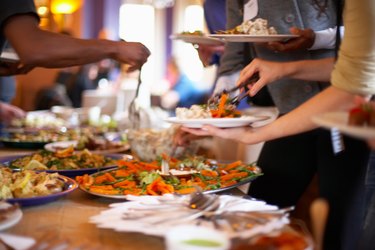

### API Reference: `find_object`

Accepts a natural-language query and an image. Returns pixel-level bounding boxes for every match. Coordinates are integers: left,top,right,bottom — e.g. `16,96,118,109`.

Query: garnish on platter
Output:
76,155,262,197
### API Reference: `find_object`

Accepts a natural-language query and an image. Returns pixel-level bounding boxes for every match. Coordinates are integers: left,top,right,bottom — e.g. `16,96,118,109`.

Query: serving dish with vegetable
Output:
1,148,120,177
76,155,262,198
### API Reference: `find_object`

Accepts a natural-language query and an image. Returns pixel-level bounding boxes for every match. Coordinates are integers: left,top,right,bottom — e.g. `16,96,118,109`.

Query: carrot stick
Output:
224,160,243,171
175,187,197,195
220,172,248,181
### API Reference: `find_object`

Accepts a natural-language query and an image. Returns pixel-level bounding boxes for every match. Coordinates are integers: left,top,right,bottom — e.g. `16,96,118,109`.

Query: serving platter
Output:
0,153,123,178
208,34,299,43
5,176,78,207
165,115,270,128
79,174,261,200
77,157,262,199
312,112,375,139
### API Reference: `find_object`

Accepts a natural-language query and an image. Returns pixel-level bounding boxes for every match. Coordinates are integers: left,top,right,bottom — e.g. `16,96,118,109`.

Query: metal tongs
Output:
208,72,260,106
128,68,142,129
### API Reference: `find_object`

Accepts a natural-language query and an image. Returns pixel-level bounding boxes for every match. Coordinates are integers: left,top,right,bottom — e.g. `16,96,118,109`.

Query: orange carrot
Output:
217,93,228,117
175,187,197,195
200,169,219,177
220,172,248,181
224,160,243,171
113,179,136,188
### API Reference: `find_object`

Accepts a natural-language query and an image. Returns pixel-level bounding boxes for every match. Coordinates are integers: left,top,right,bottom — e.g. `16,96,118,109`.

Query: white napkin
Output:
0,233,35,250
89,194,288,238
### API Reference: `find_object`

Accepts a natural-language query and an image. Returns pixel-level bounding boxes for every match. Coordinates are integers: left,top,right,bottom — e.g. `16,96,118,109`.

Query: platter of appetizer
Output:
76,155,262,199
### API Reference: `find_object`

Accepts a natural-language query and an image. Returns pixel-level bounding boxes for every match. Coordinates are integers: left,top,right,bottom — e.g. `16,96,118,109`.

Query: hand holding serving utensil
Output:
208,72,260,108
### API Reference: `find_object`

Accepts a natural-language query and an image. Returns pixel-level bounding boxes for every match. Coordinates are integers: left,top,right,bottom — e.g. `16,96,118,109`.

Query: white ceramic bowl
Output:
165,225,230,250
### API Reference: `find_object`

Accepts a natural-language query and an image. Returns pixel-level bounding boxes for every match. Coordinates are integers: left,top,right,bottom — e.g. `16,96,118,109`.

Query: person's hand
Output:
180,125,256,144
236,58,286,96
0,61,34,76
195,44,225,67
173,127,201,146
266,27,315,52
0,102,26,124
115,41,151,72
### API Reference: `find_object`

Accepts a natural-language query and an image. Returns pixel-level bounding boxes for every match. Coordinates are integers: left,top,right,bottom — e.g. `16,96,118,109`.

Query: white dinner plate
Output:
208,34,299,43
44,140,78,152
312,112,375,139
0,50,19,63
170,34,224,45
0,202,23,231
165,115,270,128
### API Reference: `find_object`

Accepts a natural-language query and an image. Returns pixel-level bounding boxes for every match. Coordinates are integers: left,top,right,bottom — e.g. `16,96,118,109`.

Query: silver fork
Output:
128,68,142,129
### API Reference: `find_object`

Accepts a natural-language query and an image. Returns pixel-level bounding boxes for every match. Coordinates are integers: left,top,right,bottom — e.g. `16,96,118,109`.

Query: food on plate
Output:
348,103,375,126
127,126,199,162
76,134,127,151
76,155,262,196
47,134,127,153
216,18,277,35
180,30,204,36
10,112,67,129
0,129,81,143
0,168,65,199
176,94,241,119
7,148,117,171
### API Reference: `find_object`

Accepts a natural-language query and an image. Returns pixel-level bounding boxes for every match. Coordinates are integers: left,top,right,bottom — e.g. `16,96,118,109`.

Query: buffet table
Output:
0,148,247,249
0,145,313,250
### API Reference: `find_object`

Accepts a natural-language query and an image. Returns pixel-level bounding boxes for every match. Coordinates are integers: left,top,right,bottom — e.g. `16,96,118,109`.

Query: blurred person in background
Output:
161,57,207,115
195,0,226,68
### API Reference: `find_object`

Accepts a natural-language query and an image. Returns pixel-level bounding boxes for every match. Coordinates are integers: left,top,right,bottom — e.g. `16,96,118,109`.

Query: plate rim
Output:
4,175,78,206
208,34,299,42
170,34,225,45
164,115,270,128
312,111,375,139
0,202,23,231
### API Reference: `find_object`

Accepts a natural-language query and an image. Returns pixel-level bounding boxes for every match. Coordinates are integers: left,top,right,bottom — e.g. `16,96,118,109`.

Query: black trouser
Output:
248,129,369,250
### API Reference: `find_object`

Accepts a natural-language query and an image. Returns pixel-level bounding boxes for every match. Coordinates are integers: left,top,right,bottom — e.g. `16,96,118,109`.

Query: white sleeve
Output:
309,26,345,50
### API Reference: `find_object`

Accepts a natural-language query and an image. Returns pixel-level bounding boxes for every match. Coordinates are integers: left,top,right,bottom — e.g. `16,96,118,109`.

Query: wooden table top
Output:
5,189,168,250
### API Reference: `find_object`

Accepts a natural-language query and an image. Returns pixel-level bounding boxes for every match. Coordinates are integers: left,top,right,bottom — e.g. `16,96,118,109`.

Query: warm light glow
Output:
184,5,204,32
51,0,82,14
37,6,49,16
